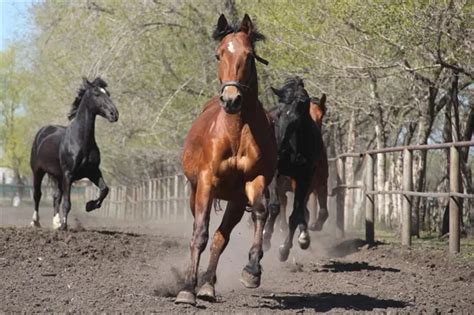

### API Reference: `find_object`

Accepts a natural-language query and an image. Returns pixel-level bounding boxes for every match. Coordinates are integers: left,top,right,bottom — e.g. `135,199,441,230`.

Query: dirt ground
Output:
1,205,473,313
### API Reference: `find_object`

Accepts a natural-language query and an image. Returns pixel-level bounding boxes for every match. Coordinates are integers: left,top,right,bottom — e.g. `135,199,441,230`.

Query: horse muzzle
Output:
106,110,119,122
220,81,243,114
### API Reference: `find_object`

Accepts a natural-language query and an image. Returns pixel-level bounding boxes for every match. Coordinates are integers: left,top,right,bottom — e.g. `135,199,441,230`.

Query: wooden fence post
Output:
449,146,460,253
336,156,345,238
174,175,179,221
184,178,189,222
365,154,374,244
402,148,412,246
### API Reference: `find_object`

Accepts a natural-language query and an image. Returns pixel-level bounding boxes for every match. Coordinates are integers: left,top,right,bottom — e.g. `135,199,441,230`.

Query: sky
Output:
0,0,40,51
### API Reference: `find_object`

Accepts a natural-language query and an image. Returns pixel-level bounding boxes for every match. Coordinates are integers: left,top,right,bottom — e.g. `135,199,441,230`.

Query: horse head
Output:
310,94,327,129
271,76,311,166
82,77,119,122
212,14,268,114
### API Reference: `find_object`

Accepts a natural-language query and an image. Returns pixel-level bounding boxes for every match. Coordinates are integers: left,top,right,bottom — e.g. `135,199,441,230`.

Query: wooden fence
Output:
84,140,473,253
330,140,474,254
86,174,190,222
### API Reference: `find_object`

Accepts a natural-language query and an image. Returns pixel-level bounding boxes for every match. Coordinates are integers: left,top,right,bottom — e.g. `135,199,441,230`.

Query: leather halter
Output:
219,54,268,94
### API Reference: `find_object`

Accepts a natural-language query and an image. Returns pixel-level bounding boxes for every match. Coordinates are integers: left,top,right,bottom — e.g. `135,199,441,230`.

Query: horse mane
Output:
212,19,265,46
273,76,309,106
68,77,108,120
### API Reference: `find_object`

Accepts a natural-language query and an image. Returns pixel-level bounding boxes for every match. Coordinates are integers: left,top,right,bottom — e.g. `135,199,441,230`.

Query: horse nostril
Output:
234,94,242,107
219,95,225,104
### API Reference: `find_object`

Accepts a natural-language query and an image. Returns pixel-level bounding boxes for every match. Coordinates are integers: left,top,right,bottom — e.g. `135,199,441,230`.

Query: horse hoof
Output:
175,290,196,305
299,237,310,250
298,231,310,250
240,268,261,288
85,201,97,212
262,237,271,252
197,282,216,302
278,245,290,262
30,221,41,228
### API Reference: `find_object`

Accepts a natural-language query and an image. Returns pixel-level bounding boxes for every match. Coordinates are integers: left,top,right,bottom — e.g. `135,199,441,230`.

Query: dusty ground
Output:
1,205,473,313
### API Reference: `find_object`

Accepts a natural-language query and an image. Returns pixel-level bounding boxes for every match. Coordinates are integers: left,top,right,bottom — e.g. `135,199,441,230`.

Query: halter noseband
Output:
220,80,248,93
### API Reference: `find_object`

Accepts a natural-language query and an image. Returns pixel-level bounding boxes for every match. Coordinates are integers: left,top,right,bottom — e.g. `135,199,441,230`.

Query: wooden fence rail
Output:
86,174,190,222
84,140,472,254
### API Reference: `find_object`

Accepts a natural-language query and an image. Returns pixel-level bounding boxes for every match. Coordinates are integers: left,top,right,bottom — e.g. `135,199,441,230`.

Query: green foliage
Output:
0,46,31,180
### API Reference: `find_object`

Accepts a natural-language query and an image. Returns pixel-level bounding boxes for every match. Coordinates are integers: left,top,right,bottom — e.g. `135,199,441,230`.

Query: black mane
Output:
212,20,265,46
273,76,309,106
68,77,108,120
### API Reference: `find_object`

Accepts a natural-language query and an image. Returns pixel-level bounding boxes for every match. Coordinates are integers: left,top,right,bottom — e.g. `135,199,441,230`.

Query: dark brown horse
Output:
30,78,118,230
263,78,328,260
176,14,277,305
268,95,329,235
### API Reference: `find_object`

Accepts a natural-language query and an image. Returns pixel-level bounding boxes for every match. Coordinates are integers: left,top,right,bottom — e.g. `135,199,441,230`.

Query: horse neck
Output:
70,95,97,148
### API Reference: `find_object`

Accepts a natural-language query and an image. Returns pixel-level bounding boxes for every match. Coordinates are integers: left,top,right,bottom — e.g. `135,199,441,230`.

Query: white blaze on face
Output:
52,213,61,230
99,87,106,94
227,41,235,54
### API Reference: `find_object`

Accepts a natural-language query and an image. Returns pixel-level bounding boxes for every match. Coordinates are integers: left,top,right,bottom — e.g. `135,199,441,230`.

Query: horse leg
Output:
85,169,109,212
59,175,72,230
310,180,329,231
241,175,267,288
30,169,45,228
176,178,212,305
263,175,279,251
51,178,63,230
279,190,289,232
198,200,245,301
279,177,311,261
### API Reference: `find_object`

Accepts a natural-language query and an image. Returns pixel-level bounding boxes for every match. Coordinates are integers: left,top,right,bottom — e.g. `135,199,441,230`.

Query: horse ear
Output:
240,14,253,35
217,14,229,33
320,93,327,114
82,77,92,87
271,87,281,97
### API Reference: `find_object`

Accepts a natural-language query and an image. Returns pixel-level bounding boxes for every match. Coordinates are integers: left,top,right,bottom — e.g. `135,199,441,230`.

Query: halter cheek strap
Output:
219,54,269,94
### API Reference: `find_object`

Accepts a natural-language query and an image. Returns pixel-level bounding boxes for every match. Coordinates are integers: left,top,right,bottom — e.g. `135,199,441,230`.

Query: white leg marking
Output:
298,230,309,242
52,213,61,230
30,211,41,227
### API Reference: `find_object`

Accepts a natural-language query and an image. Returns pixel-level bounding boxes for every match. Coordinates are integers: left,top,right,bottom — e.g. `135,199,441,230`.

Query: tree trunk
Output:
344,110,355,230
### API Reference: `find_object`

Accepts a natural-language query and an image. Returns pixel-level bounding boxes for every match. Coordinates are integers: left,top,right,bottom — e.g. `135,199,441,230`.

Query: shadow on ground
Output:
316,261,400,273
325,238,384,257
256,292,408,312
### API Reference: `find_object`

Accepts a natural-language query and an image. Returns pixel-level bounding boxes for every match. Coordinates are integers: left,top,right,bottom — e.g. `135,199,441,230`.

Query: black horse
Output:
30,77,118,230
264,77,322,261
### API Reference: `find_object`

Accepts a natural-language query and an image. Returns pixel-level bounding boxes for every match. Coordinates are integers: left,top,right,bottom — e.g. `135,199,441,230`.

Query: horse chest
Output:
217,130,262,177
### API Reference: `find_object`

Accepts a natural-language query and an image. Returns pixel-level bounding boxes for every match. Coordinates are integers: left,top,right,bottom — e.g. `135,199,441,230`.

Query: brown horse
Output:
263,94,328,252
176,14,277,305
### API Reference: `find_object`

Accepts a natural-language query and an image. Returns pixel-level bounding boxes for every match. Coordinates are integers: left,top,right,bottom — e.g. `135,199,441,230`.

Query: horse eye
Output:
215,54,220,61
